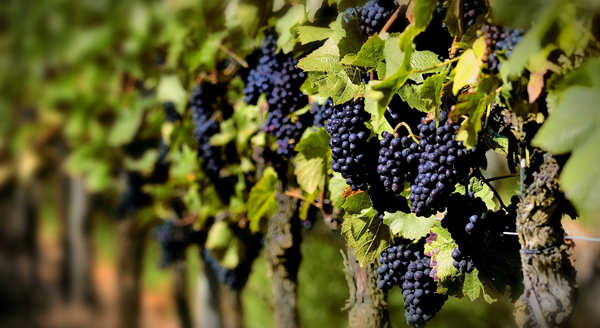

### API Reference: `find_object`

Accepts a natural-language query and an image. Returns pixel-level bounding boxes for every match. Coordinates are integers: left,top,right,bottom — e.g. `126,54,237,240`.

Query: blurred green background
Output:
1,0,600,328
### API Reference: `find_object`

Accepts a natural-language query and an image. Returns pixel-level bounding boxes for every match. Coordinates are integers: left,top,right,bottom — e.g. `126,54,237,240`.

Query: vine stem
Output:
475,170,508,210
215,42,249,68
412,57,460,74
379,0,411,35
284,190,318,207
393,122,420,142
485,174,519,182
285,189,336,228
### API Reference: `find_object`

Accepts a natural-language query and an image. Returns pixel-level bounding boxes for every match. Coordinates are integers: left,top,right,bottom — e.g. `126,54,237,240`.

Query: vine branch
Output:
412,57,460,74
215,42,249,68
475,170,508,210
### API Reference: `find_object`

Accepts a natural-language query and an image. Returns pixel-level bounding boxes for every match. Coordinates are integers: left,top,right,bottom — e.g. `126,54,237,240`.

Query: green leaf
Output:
532,86,600,154
560,134,600,217
348,33,385,67
424,225,458,282
248,167,279,232
383,211,436,241
498,0,566,80
338,11,368,58
206,221,242,269
382,35,403,80
399,84,428,112
409,50,443,83
341,209,392,266
454,77,498,148
157,75,187,112
419,71,447,115
364,83,391,135
329,172,346,209
489,0,552,29
205,221,234,250
531,79,600,216
293,128,331,194
462,269,496,303
296,26,334,45
276,4,306,53
443,0,459,37
454,176,496,211
342,191,371,215
376,61,386,79
124,149,159,175
371,33,413,109
306,0,324,22
298,29,364,104
238,0,273,38
108,97,151,147
412,0,436,30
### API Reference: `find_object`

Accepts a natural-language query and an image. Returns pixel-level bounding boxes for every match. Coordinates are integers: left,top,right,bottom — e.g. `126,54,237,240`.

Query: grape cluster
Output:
376,238,448,327
200,232,263,290
402,253,448,327
115,171,152,220
442,193,520,274
162,101,182,123
408,112,481,216
243,32,278,105
462,0,484,28
435,1,483,29
310,99,334,128
442,193,487,242
480,24,525,73
153,220,194,268
264,111,313,157
345,0,398,37
374,109,483,217
243,31,310,157
190,84,226,177
377,131,417,194
325,99,377,191
451,246,474,273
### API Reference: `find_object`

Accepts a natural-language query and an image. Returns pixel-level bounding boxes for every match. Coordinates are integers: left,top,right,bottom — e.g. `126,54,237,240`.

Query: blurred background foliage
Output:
1,0,599,328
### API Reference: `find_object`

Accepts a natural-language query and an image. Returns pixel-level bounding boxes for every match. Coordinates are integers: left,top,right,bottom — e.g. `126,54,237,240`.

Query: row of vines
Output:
3,0,600,327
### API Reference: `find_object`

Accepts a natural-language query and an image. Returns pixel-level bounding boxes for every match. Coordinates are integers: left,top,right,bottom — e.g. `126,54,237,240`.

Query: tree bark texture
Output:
264,192,302,328
342,247,390,328
0,181,41,326
196,251,223,328
219,286,244,328
514,150,578,328
117,219,149,328
174,260,193,328
63,177,97,307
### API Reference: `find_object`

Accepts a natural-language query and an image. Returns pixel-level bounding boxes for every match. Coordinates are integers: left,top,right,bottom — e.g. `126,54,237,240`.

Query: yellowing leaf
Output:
453,49,481,95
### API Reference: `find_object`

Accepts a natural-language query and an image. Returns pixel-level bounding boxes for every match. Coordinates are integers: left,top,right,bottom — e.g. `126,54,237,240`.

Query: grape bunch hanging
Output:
480,24,526,73
344,0,399,37
377,238,448,327
243,31,312,158
324,98,378,191
190,83,227,178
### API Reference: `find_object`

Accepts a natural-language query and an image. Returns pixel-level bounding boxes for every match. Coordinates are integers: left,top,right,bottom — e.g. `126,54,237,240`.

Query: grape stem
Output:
475,170,508,210
393,122,420,142
412,57,460,74
215,42,249,68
